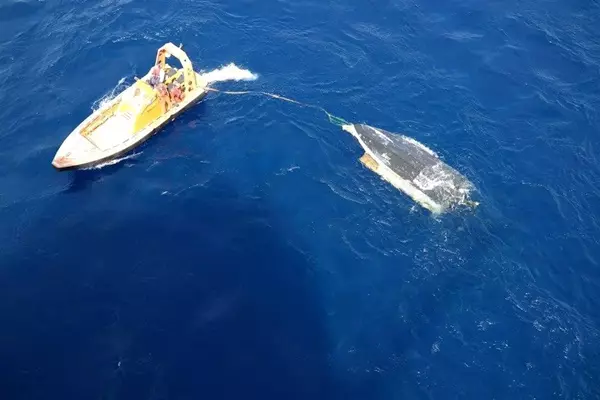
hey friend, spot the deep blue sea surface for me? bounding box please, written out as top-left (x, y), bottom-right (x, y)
top-left (1, 0), bottom-right (600, 399)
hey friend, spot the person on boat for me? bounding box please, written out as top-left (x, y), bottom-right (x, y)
top-left (156, 83), bottom-right (169, 99)
top-left (147, 65), bottom-right (164, 88)
top-left (170, 85), bottom-right (185, 103)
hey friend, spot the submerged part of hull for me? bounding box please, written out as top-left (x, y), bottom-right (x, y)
top-left (342, 123), bottom-right (477, 213)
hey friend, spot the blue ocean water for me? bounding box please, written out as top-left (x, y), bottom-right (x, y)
top-left (1, 0), bottom-right (600, 398)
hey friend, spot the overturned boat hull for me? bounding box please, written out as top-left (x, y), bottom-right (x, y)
top-left (342, 124), bottom-right (478, 213)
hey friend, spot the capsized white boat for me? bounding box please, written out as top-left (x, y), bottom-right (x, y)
top-left (52, 43), bottom-right (208, 170)
top-left (342, 123), bottom-right (479, 213)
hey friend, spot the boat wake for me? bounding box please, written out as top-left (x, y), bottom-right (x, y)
top-left (83, 152), bottom-right (142, 170)
top-left (200, 63), bottom-right (258, 84)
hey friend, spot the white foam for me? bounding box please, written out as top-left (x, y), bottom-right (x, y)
top-left (200, 63), bottom-right (258, 84)
top-left (92, 76), bottom-right (127, 111)
top-left (402, 135), bottom-right (438, 157)
top-left (83, 151), bottom-right (142, 170)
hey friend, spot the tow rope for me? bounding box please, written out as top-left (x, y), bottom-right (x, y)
top-left (202, 86), bottom-right (479, 213)
top-left (204, 86), bottom-right (349, 127)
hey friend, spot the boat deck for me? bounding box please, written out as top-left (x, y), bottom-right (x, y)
top-left (86, 113), bottom-right (133, 151)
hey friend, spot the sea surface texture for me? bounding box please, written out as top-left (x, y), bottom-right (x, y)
top-left (1, 0), bottom-right (599, 399)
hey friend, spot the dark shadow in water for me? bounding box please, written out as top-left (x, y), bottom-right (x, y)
top-left (0, 178), bottom-right (334, 400)
top-left (63, 159), bottom-right (141, 193)
top-left (62, 99), bottom-right (210, 194)
top-left (0, 0), bottom-right (44, 22)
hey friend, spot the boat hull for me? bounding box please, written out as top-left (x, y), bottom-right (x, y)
top-left (52, 61), bottom-right (209, 171)
top-left (342, 123), bottom-right (477, 213)
top-left (52, 90), bottom-right (206, 171)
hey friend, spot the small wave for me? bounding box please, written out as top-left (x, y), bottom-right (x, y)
top-left (443, 31), bottom-right (484, 42)
top-left (320, 178), bottom-right (369, 205)
top-left (275, 165), bottom-right (300, 176)
top-left (91, 76), bottom-right (128, 111)
top-left (200, 63), bottom-right (258, 84)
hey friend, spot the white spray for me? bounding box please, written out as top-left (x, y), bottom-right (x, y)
top-left (83, 152), bottom-right (142, 170)
top-left (91, 62), bottom-right (258, 112)
top-left (92, 76), bottom-right (128, 111)
top-left (200, 63), bottom-right (258, 84)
